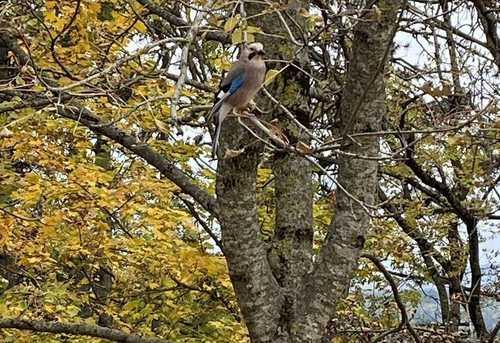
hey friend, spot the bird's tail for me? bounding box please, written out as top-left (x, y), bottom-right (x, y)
top-left (211, 102), bottom-right (231, 159)
top-left (207, 95), bottom-right (225, 124)
top-left (212, 115), bottom-right (222, 159)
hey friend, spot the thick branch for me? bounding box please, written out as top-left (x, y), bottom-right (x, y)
top-left (471, 0), bottom-right (500, 69)
top-left (0, 94), bottom-right (72, 114)
top-left (215, 115), bottom-right (281, 342)
top-left (0, 318), bottom-right (170, 343)
top-left (405, 157), bottom-right (472, 223)
top-left (295, 2), bottom-right (405, 341)
top-left (56, 104), bottom-right (219, 217)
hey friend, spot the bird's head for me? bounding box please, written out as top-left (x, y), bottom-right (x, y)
top-left (247, 42), bottom-right (265, 60)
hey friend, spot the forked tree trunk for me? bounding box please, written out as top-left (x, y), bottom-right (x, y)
top-left (215, 1), bottom-right (404, 342)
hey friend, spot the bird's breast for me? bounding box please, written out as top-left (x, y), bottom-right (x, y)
top-left (226, 64), bottom-right (266, 109)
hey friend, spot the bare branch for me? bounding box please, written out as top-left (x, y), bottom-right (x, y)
top-left (363, 254), bottom-right (421, 343)
top-left (0, 318), bottom-right (170, 343)
top-left (171, 0), bottom-right (215, 121)
top-left (471, 0), bottom-right (500, 68)
top-left (136, 0), bottom-right (230, 43)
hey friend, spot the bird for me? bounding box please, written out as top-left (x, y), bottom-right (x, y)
top-left (209, 42), bottom-right (266, 158)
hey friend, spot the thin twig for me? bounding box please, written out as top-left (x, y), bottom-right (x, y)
top-left (0, 207), bottom-right (40, 222)
top-left (177, 195), bottom-right (224, 254)
top-left (263, 0), bottom-right (303, 46)
top-left (363, 254), bottom-right (421, 343)
top-left (170, 0), bottom-right (215, 122)
top-left (49, 38), bottom-right (186, 92)
top-left (242, 112), bottom-right (375, 214)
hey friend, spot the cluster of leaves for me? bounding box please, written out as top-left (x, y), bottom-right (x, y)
top-left (0, 113), bottom-right (245, 342)
top-left (0, 0), bottom-right (247, 342)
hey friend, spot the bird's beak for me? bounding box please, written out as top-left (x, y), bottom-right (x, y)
top-left (258, 50), bottom-right (266, 56)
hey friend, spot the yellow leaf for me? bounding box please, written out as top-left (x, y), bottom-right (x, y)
top-left (246, 32), bottom-right (255, 43)
top-left (15, 76), bottom-right (25, 85)
top-left (224, 16), bottom-right (239, 32)
top-left (66, 305), bottom-right (80, 317)
top-left (298, 8), bottom-right (310, 17)
top-left (87, 2), bottom-right (101, 14)
top-left (33, 84), bottom-right (45, 92)
top-left (59, 77), bottom-right (73, 86)
top-left (296, 141), bottom-right (313, 154)
top-left (135, 21), bottom-right (147, 33)
top-left (231, 29), bottom-right (243, 44)
top-left (264, 69), bottom-right (281, 86)
top-left (245, 26), bottom-right (262, 33)
top-left (45, 11), bottom-right (57, 23)
top-left (154, 119), bottom-right (169, 133)
top-left (25, 172), bottom-right (40, 184)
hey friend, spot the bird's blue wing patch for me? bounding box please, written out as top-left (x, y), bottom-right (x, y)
top-left (228, 73), bottom-right (245, 95)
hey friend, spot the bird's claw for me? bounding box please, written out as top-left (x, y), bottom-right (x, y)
top-left (247, 100), bottom-right (257, 110)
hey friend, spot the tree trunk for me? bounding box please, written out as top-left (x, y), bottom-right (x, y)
top-left (293, 1), bottom-right (403, 341)
top-left (216, 118), bottom-right (282, 342)
top-left (247, 1), bottom-right (315, 340)
top-left (447, 221), bottom-right (465, 332)
top-left (215, 1), bottom-right (403, 341)
top-left (466, 218), bottom-right (487, 337)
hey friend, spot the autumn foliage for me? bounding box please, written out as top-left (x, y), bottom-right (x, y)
top-left (0, 0), bottom-right (499, 342)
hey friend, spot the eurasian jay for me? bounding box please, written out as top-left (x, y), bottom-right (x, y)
top-left (209, 42), bottom-right (266, 158)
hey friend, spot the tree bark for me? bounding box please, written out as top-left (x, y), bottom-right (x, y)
top-left (471, 0), bottom-right (500, 69)
top-left (447, 221), bottom-right (465, 332)
top-left (214, 2), bottom-right (403, 341)
top-left (294, 2), bottom-right (403, 341)
top-left (215, 117), bottom-right (282, 342)
top-left (465, 217), bottom-right (487, 337)
top-left (246, 1), bottom-right (315, 340)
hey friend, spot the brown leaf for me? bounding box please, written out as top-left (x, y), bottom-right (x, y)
top-left (223, 148), bottom-right (245, 159)
top-left (296, 141), bottom-right (313, 154)
top-left (0, 127), bottom-right (13, 138)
